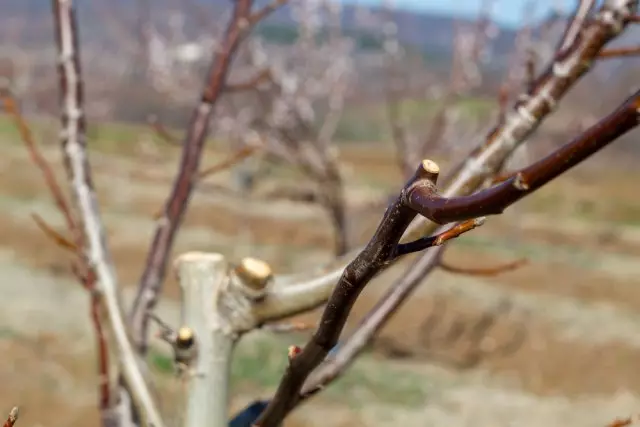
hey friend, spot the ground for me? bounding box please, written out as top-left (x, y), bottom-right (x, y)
top-left (2, 116), bottom-right (640, 427)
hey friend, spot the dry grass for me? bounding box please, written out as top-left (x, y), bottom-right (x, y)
top-left (3, 126), bottom-right (640, 426)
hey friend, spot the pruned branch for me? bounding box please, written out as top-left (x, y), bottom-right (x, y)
top-left (175, 252), bottom-right (237, 427)
top-left (51, 1), bottom-right (164, 426)
top-left (254, 159), bottom-right (463, 425)
top-left (404, 90), bottom-right (640, 224)
top-left (254, 83), bottom-right (640, 425)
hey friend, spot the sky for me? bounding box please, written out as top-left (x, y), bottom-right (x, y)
top-left (345, 0), bottom-right (574, 28)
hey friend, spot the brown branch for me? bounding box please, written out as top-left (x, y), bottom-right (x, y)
top-left (1, 83), bottom-right (112, 418)
top-left (394, 217), bottom-right (485, 258)
top-left (607, 418), bottom-right (633, 427)
top-left (597, 46), bottom-right (640, 58)
top-left (404, 0), bottom-right (639, 246)
top-left (439, 258), bottom-right (528, 277)
top-left (405, 90), bottom-right (640, 225)
top-left (129, 0), bottom-right (285, 354)
top-left (631, 15), bottom-right (640, 23)
top-left (3, 408), bottom-right (18, 427)
top-left (147, 115), bottom-right (181, 146)
top-left (254, 160), bottom-right (442, 425)
top-left (299, 245), bottom-right (445, 400)
top-left (31, 213), bottom-right (78, 253)
top-left (225, 68), bottom-right (272, 93)
top-left (255, 87), bottom-right (640, 425)
top-left (262, 322), bottom-right (315, 334)
top-left (0, 88), bottom-right (78, 235)
top-left (197, 145), bottom-right (259, 179)
top-left (131, 0), bottom-right (254, 352)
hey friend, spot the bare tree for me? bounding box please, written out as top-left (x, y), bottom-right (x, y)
top-left (213, 0), bottom-right (357, 256)
top-left (2, 2), bottom-right (639, 427)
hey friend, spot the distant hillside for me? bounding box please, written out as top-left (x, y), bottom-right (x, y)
top-left (1, 0), bottom-right (517, 63)
top-left (2, 1), bottom-right (638, 72)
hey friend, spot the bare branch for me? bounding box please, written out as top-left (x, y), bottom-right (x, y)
top-left (1, 86), bottom-right (113, 423)
top-left (394, 217), bottom-right (485, 258)
top-left (147, 114), bottom-right (181, 146)
top-left (404, 0), bottom-right (639, 242)
top-left (197, 146), bottom-right (259, 180)
top-left (51, 1), bottom-right (164, 426)
top-left (439, 258), bottom-right (528, 277)
top-left (129, 0), bottom-right (255, 354)
top-left (255, 84), bottom-right (640, 425)
top-left (404, 90), bottom-right (640, 224)
top-left (0, 89), bottom-right (78, 234)
top-left (597, 46), bottom-right (640, 58)
top-left (300, 246), bottom-right (445, 399)
top-left (225, 68), bottom-right (271, 93)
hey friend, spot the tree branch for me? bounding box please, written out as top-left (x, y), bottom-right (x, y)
top-left (51, 2), bottom-right (163, 427)
top-left (129, 0), bottom-right (262, 354)
top-left (439, 258), bottom-right (528, 277)
top-left (597, 46), bottom-right (640, 58)
top-left (174, 253), bottom-right (236, 427)
top-left (404, 90), bottom-right (640, 224)
top-left (254, 85), bottom-right (640, 425)
top-left (403, 0), bottom-right (638, 242)
top-left (300, 246), bottom-right (445, 400)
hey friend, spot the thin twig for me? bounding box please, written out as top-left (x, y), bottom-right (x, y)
top-left (225, 68), bottom-right (271, 93)
top-left (597, 46), bottom-right (640, 58)
top-left (197, 146), bottom-right (259, 180)
top-left (0, 89), bottom-right (78, 234)
top-left (1, 84), bottom-right (112, 418)
top-left (147, 114), bottom-right (181, 145)
top-left (439, 258), bottom-right (528, 277)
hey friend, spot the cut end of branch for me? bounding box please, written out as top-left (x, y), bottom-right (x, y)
top-left (421, 159), bottom-right (440, 175)
top-left (176, 327), bottom-right (196, 349)
top-left (234, 257), bottom-right (273, 293)
top-left (174, 251), bottom-right (226, 271)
